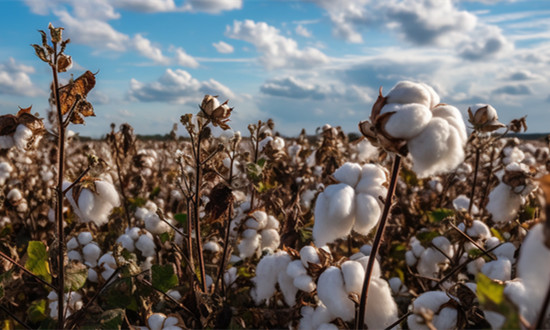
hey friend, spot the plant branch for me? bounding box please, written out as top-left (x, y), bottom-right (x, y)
top-left (62, 166), bottom-right (90, 195)
top-left (193, 123), bottom-right (207, 293)
top-left (356, 154), bottom-right (401, 330)
top-left (0, 304), bottom-right (32, 330)
top-left (468, 147), bottom-right (481, 214)
top-left (0, 250), bottom-right (56, 290)
top-left (448, 222), bottom-right (496, 260)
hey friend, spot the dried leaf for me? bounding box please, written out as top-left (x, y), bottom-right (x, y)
top-left (57, 70), bottom-right (96, 124)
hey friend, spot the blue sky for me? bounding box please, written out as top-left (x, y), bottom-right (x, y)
top-left (0, 0), bottom-right (549, 137)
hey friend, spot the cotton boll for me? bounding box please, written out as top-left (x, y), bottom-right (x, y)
top-left (116, 234), bottom-right (135, 252)
top-left (481, 257), bottom-right (511, 281)
top-left (363, 278), bottom-right (398, 329)
top-left (300, 246), bottom-right (320, 268)
top-left (251, 251), bottom-right (291, 305)
top-left (353, 193), bottom-right (381, 236)
top-left (493, 242), bottom-right (516, 262)
top-left (355, 139), bottom-right (378, 163)
top-left (95, 180), bottom-right (120, 207)
top-left (317, 266), bottom-right (354, 321)
top-left (13, 124), bottom-right (32, 150)
top-left (68, 250), bottom-right (82, 262)
top-left (317, 323), bottom-right (338, 330)
top-left (503, 147), bottom-right (525, 165)
top-left (224, 267), bottom-right (237, 287)
top-left (203, 241), bottom-right (221, 253)
top-left (287, 260), bottom-right (307, 278)
top-left (238, 235), bottom-right (260, 259)
top-left (250, 211), bottom-right (268, 229)
top-left (432, 105), bottom-right (467, 145)
top-left (101, 266), bottom-right (116, 281)
top-left (278, 270), bottom-right (298, 306)
top-left (272, 136), bottom-right (285, 150)
top-left (261, 228), bottom-right (280, 251)
top-left (77, 232), bottom-right (93, 245)
top-left (341, 260), bottom-right (364, 294)
top-left (242, 228), bottom-right (258, 239)
top-left (313, 184), bottom-right (356, 246)
top-left (294, 275), bottom-right (316, 292)
top-left (135, 207), bottom-right (148, 220)
top-left (406, 250), bottom-right (418, 266)
top-left (464, 220), bottom-right (491, 241)
top-left (388, 277), bottom-right (407, 294)
top-left (141, 256), bottom-right (154, 271)
top-left (7, 188), bottom-right (22, 202)
top-left (452, 195), bottom-right (478, 214)
top-left (136, 235), bottom-right (156, 257)
top-left (333, 162), bottom-right (362, 187)
top-left (244, 218), bottom-right (260, 229)
top-left (144, 212), bottom-right (171, 234)
top-left (88, 268), bottom-right (98, 282)
top-left (380, 103), bottom-right (432, 140)
top-left (266, 215), bottom-right (279, 230)
top-left (355, 164), bottom-right (387, 194)
top-left (148, 313), bottom-right (167, 330)
top-left (408, 291), bottom-right (457, 330)
top-left (82, 243), bottom-right (101, 267)
top-left (386, 81), bottom-right (435, 108)
top-left (126, 227), bottom-right (141, 240)
top-left (98, 253), bottom-right (116, 269)
top-left (67, 237), bottom-right (79, 250)
top-left (417, 247), bottom-right (449, 278)
top-left (408, 117), bottom-right (465, 178)
top-left (486, 182), bottom-right (523, 224)
top-left (515, 223), bottom-right (550, 324)
top-left (301, 189), bottom-right (317, 210)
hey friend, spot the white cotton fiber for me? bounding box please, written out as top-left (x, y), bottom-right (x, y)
top-left (116, 234), bottom-right (135, 252)
top-left (203, 241), bottom-right (221, 253)
top-left (408, 291), bottom-right (457, 330)
top-left (515, 223), bottom-right (550, 324)
top-left (136, 235), bottom-right (156, 257)
top-left (493, 242), bottom-right (516, 262)
top-left (95, 180), bottom-right (120, 207)
top-left (83, 243), bottom-right (101, 267)
top-left (251, 251), bottom-right (291, 305)
top-left (244, 218), bottom-right (260, 230)
top-left (486, 182), bottom-right (523, 224)
top-left (355, 164), bottom-right (387, 194)
top-left (363, 278), bottom-right (398, 329)
top-left (277, 270), bottom-right (298, 306)
top-left (341, 260), bottom-right (364, 295)
top-left (238, 235), bottom-right (260, 259)
top-left (432, 105), bottom-right (467, 144)
top-left (300, 246), bottom-right (320, 267)
top-left (0, 135), bottom-right (14, 149)
top-left (68, 250), bottom-right (82, 262)
top-left (13, 124), bottom-right (32, 150)
top-left (386, 81), bottom-right (435, 108)
top-left (353, 193), bottom-right (381, 235)
top-left (482, 257), bottom-right (512, 281)
top-left (67, 237), bottom-right (79, 250)
top-left (242, 228), bottom-right (258, 239)
top-left (380, 103), bottom-right (432, 140)
top-left (287, 260), bottom-right (307, 278)
top-left (77, 232), bottom-right (93, 245)
top-left (333, 162), bottom-right (362, 187)
top-left (465, 220), bottom-right (491, 240)
top-left (313, 184), bottom-right (356, 246)
top-left (317, 323), bottom-right (338, 330)
top-left (144, 212), bottom-right (170, 234)
top-left (126, 227), bottom-right (140, 240)
top-left (251, 211), bottom-right (268, 228)
top-left (261, 228), bottom-right (280, 250)
top-left (317, 266), bottom-right (354, 321)
top-left (266, 215), bottom-right (279, 230)
top-left (294, 275), bottom-right (316, 292)
top-left (148, 313), bottom-right (166, 330)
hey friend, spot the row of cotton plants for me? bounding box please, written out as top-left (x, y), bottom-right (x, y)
top-left (1, 25), bottom-right (549, 329)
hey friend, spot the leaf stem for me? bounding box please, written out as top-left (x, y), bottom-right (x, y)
top-left (356, 154), bottom-right (401, 329)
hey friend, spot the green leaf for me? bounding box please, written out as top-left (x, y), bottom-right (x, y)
top-left (174, 213), bottom-right (187, 226)
top-left (100, 309), bottom-right (125, 329)
top-left (25, 241), bottom-right (51, 283)
top-left (257, 157), bottom-right (266, 168)
top-left (468, 248), bottom-right (484, 259)
top-left (65, 262), bottom-right (88, 292)
top-left (128, 197), bottom-right (146, 207)
top-left (152, 264), bottom-right (178, 293)
top-left (159, 232), bottom-right (170, 243)
top-left (27, 299), bottom-right (47, 323)
top-left (427, 208), bottom-right (455, 223)
top-left (476, 273), bottom-right (520, 328)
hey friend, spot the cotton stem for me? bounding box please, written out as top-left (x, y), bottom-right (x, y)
top-left (356, 154), bottom-right (401, 330)
top-left (468, 147), bottom-right (481, 214)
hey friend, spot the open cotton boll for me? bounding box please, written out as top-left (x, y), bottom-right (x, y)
top-left (116, 234), bottom-right (135, 252)
top-left (13, 124), bottom-right (33, 150)
top-left (144, 212), bottom-right (171, 234)
top-left (95, 180), bottom-right (121, 207)
top-left (313, 184), bottom-right (356, 246)
top-left (77, 232), bottom-right (93, 245)
top-left (261, 228), bottom-right (280, 251)
top-left (148, 313), bottom-right (167, 330)
top-left (486, 182), bottom-right (523, 224)
top-left (363, 277), bottom-right (398, 329)
top-left (251, 251), bottom-right (291, 305)
top-left (244, 218), bottom-right (260, 229)
top-left (355, 139), bottom-right (378, 163)
top-left (515, 223), bottom-right (550, 324)
top-left (481, 257), bottom-right (511, 281)
top-left (287, 260), bottom-right (307, 278)
top-left (224, 267), bottom-right (237, 287)
top-left (68, 250), bottom-right (82, 262)
top-left (67, 237), bottom-right (79, 250)
top-left (250, 211), bottom-right (268, 229)
top-left (407, 291), bottom-right (457, 330)
top-left (386, 80), bottom-right (438, 108)
top-left (203, 241), bottom-right (221, 253)
top-left (380, 103), bottom-right (432, 140)
top-left (504, 279), bottom-right (532, 323)
top-left (278, 270), bottom-right (298, 306)
top-left (136, 235), bottom-right (156, 257)
top-left (432, 105), bottom-right (467, 144)
top-left (408, 116), bottom-right (465, 178)
top-left (300, 246), bottom-right (320, 267)
top-left (341, 260), bottom-right (364, 294)
top-left (238, 235), bottom-right (260, 259)
top-left (332, 162), bottom-right (362, 187)
top-left (459, 220), bottom-right (491, 241)
top-left (317, 266), bottom-right (354, 321)
top-left (452, 195), bottom-right (478, 214)
top-left (266, 215), bottom-right (279, 230)
top-left (493, 242), bottom-right (516, 262)
top-left (294, 275), bottom-right (316, 292)
top-left (355, 164), bottom-right (387, 192)
top-left (503, 146), bottom-right (525, 165)
top-left (82, 243), bottom-right (101, 267)
top-left (354, 193), bottom-right (381, 235)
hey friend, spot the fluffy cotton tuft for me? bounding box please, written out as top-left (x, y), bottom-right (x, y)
top-left (251, 251), bottom-right (291, 305)
top-left (64, 180), bottom-right (121, 226)
top-left (313, 184), bottom-right (356, 246)
top-left (486, 182), bottom-right (524, 224)
top-left (407, 291), bottom-right (457, 330)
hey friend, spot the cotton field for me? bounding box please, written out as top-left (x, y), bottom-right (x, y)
top-left (1, 24), bottom-right (550, 330)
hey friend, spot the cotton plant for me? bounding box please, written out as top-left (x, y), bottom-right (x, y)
top-left (407, 290), bottom-right (459, 330)
top-left (359, 80), bottom-right (467, 178)
top-left (135, 313), bottom-right (185, 330)
top-left (405, 235), bottom-right (455, 279)
top-left (67, 231), bottom-right (101, 268)
top-left (313, 162), bottom-right (388, 246)
top-left (47, 291), bottom-right (83, 320)
top-left (63, 178), bottom-right (120, 226)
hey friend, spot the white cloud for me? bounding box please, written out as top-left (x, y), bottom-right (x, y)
top-left (225, 19), bottom-right (329, 69)
top-left (112, 0), bottom-right (177, 12)
top-left (128, 68), bottom-right (234, 103)
top-left (0, 58), bottom-right (41, 97)
top-left (182, 0), bottom-right (242, 13)
top-left (132, 34), bottom-right (170, 64)
top-left (457, 25), bottom-right (514, 60)
top-left (308, 0), bottom-right (372, 43)
top-left (174, 48), bottom-right (200, 67)
top-left (295, 24), bottom-right (312, 38)
top-left (212, 41), bottom-right (234, 54)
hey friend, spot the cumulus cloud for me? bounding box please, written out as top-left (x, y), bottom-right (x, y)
top-left (225, 19), bottom-right (329, 69)
top-left (508, 70), bottom-right (537, 81)
top-left (132, 34), bottom-right (169, 64)
top-left (458, 25), bottom-right (513, 60)
top-left (260, 76), bottom-right (373, 103)
top-left (182, 0), bottom-right (242, 13)
top-left (112, 0), bottom-right (177, 12)
top-left (493, 84), bottom-right (532, 95)
top-left (174, 48), bottom-right (200, 67)
top-left (128, 68), bottom-right (234, 103)
top-left (212, 41), bottom-right (235, 54)
top-left (0, 58), bottom-right (41, 97)
top-left (295, 24), bottom-right (312, 38)
top-left (308, 0), bottom-right (371, 43)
